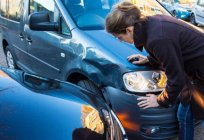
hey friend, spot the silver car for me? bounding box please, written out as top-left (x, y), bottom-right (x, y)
top-left (190, 0), bottom-right (204, 25)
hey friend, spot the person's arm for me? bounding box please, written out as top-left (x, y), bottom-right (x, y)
top-left (147, 53), bottom-right (161, 68)
top-left (148, 38), bottom-right (185, 107)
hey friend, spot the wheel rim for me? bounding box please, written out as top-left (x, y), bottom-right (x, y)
top-left (6, 51), bottom-right (15, 69)
top-left (191, 14), bottom-right (195, 24)
top-left (172, 11), bottom-right (176, 17)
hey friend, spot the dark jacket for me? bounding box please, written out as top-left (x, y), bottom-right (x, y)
top-left (134, 15), bottom-right (204, 111)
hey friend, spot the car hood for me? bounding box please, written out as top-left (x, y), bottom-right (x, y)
top-left (84, 30), bottom-right (148, 67)
top-left (0, 68), bottom-right (107, 140)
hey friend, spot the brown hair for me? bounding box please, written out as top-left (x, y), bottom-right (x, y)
top-left (105, 1), bottom-right (146, 34)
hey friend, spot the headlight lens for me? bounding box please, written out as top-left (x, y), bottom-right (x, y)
top-left (123, 71), bottom-right (167, 93)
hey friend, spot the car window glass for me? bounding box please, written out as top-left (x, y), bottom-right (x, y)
top-left (0, 0), bottom-right (22, 21)
top-left (29, 0), bottom-right (71, 35)
top-left (62, 0), bottom-right (170, 30)
top-left (61, 19), bottom-right (71, 36)
top-left (29, 0), bottom-right (56, 22)
top-left (62, 0), bottom-right (117, 30)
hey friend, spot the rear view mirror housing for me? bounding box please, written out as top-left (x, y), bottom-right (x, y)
top-left (29, 12), bottom-right (59, 31)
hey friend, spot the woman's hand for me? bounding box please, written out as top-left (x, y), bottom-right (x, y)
top-left (137, 94), bottom-right (159, 109)
top-left (127, 54), bottom-right (149, 65)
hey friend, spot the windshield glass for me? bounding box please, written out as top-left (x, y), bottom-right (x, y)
top-left (61, 0), bottom-right (170, 30)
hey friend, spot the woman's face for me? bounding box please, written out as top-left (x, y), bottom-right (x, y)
top-left (114, 26), bottom-right (134, 44)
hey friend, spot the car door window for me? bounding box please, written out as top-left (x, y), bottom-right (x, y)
top-left (30, 0), bottom-right (71, 36)
top-left (61, 19), bottom-right (71, 36)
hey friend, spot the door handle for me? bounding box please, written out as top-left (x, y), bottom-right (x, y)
top-left (26, 37), bottom-right (32, 42)
top-left (19, 33), bottom-right (24, 40)
top-left (26, 37), bottom-right (32, 44)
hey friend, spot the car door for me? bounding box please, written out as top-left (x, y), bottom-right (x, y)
top-left (24, 0), bottom-right (71, 79)
top-left (195, 0), bottom-right (204, 24)
top-left (201, 3), bottom-right (204, 24)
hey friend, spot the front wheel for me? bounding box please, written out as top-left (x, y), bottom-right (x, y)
top-left (77, 80), bottom-right (103, 98)
top-left (172, 10), bottom-right (177, 17)
top-left (190, 13), bottom-right (198, 26)
top-left (5, 47), bottom-right (18, 69)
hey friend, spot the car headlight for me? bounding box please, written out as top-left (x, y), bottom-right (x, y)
top-left (123, 71), bottom-right (167, 93)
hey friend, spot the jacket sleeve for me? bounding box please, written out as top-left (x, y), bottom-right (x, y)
top-left (147, 53), bottom-right (161, 68)
top-left (148, 38), bottom-right (186, 107)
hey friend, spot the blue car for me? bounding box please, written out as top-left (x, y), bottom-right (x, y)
top-left (0, 67), bottom-right (127, 140)
top-left (0, 0), bottom-right (199, 139)
top-left (160, 0), bottom-right (196, 20)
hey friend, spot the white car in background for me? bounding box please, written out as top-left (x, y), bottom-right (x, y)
top-left (190, 0), bottom-right (204, 26)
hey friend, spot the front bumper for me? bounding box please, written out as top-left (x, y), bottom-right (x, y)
top-left (139, 106), bottom-right (178, 140)
top-left (103, 87), bottom-right (178, 140)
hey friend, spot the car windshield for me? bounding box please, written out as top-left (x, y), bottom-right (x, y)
top-left (61, 0), bottom-right (170, 30)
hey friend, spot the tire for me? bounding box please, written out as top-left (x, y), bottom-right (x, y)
top-left (172, 10), bottom-right (176, 17)
top-left (190, 13), bottom-right (198, 26)
top-left (77, 80), bottom-right (103, 98)
top-left (5, 47), bottom-right (18, 69)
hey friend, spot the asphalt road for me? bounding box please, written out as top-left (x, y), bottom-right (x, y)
top-left (0, 27), bottom-right (204, 140)
top-left (0, 45), bottom-right (6, 67)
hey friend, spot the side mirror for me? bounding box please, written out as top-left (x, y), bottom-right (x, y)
top-left (29, 12), bottom-right (59, 31)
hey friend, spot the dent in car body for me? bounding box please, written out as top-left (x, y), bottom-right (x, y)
top-left (64, 29), bottom-right (149, 89)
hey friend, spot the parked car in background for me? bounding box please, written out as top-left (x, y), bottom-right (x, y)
top-left (0, 67), bottom-right (126, 140)
top-left (160, 0), bottom-right (196, 20)
top-left (0, 0), bottom-right (199, 139)
top-left (190, 0), bottom-right (204, 26)
top-left (132, 0), bottom-right (166, 15)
